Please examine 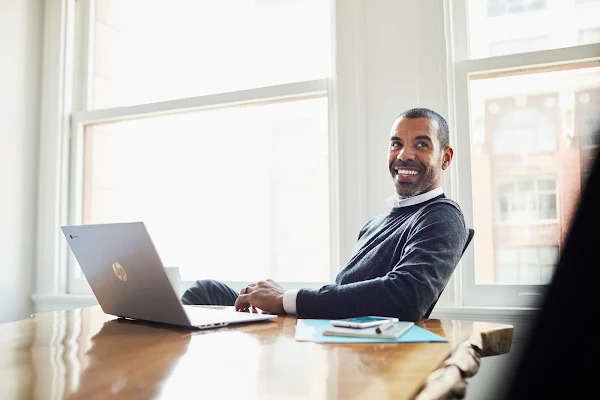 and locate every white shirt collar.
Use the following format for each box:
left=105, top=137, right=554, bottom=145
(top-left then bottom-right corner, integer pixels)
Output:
left=385, top=187, right=444, bottom=209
